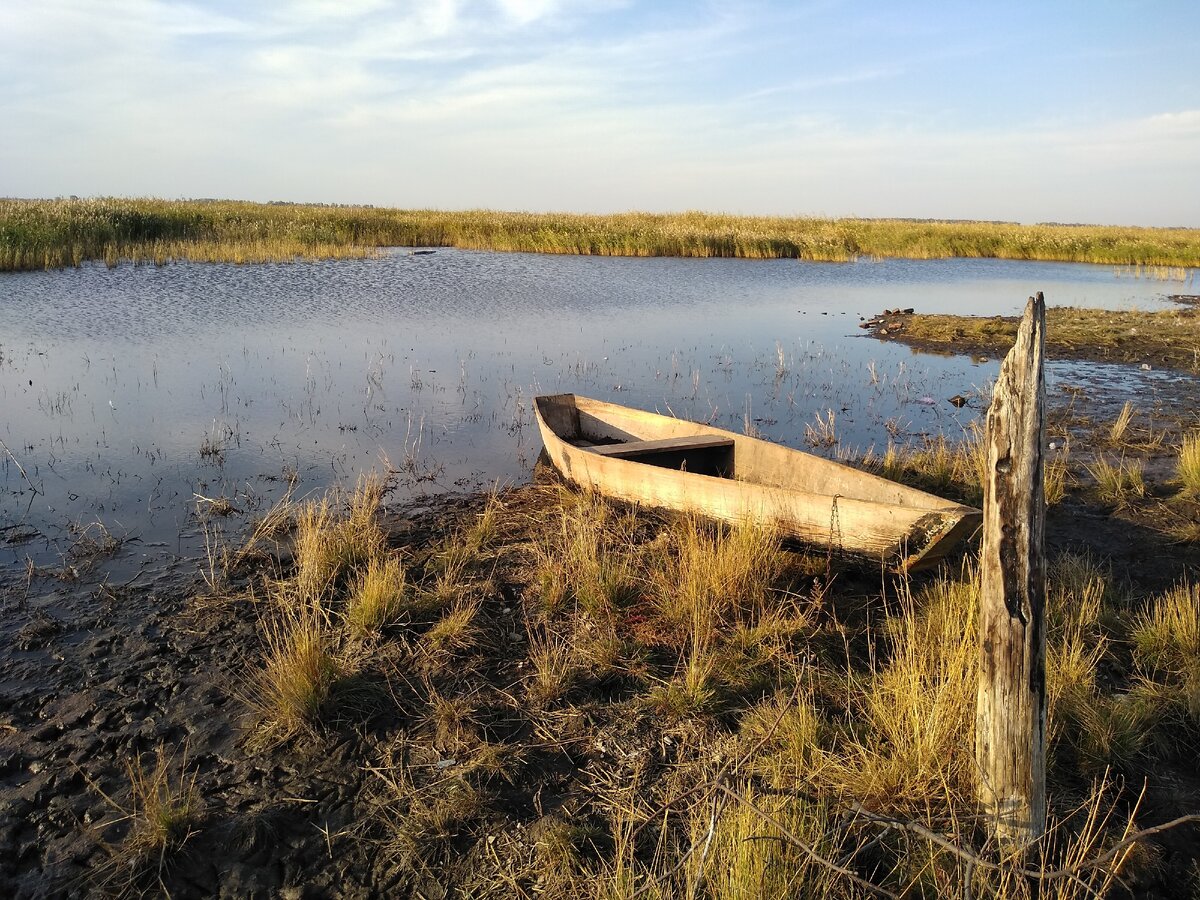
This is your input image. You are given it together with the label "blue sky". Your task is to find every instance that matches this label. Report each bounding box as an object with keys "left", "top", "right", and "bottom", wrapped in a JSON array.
[{"left": 2, "top": 0, "right": 1198, "bottom": 225}]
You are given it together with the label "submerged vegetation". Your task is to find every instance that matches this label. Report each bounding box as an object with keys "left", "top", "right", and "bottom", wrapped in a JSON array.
[{"left": 4, "top": 197, "right": 1200, "bottom": 271}]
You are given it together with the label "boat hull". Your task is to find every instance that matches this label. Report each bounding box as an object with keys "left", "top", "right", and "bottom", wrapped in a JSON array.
[{"left": 534, "top": 394, "right": 980, "bottom": 571}]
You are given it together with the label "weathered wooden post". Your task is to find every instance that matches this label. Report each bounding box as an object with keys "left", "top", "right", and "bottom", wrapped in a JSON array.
[{"left": 975, "top": 292, "right": 1047, "bottom": 848}]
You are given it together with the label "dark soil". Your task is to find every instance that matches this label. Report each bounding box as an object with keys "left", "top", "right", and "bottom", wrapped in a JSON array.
[
  {"left": 3, "top": 469, "right": 1200, "bottom": 897},
  {"left": 863, "top": 305, "right": 1200, "bottom": 375}
]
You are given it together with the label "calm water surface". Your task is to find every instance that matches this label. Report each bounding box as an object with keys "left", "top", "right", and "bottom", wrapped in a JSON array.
[{"left": 1, "top": 250, "right": 1194, "bottom": 576}]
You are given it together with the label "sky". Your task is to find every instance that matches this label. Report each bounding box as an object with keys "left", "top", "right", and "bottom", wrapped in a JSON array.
[{"left": 2, "top": 0, "right": 1198, "bottom": 226}]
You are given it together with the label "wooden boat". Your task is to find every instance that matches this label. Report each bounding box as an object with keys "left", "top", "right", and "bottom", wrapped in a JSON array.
[{"left": 534, "top": 393, "right": 981, "bottom": 571}]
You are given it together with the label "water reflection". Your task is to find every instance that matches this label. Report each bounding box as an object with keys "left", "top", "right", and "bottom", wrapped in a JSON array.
[{"left": 0, "top": 250, "right": 1190, "bottom": 576}]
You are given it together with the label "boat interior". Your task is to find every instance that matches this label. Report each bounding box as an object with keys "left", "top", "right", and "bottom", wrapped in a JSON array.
[{"left": 537, "top": 393, "right": 735, "bottom": 476}]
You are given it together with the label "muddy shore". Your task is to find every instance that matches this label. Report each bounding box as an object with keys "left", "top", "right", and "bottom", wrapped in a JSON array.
[
  {"left": 4, "top": 465, "right": 1200, "bottom": 897},
  {"left": 863, "top": 303, "right": 1200, "bottom": 375}
]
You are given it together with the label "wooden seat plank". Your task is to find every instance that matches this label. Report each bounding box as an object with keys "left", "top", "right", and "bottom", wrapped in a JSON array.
[{"left": 584, "top": 434, "right": 734, "bottom": 458}]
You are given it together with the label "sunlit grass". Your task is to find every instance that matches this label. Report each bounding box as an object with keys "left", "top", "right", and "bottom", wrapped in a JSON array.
[
  {"left": 346, "top": 554, "right": 406, "bottom": 638},
  {"left": 223, "top": 475, "right": 1188, "bottom": 896},
  {"left": 5, "top": 197, "right": 1200, "bottom": 271},
  {"left": 1085, "top": 455, "right": 1146, "bottom": 506},
  {"left": 1177, "top": 431, "right": 1200, "bottom": 496},
  {"left": 1132, "top": 581, "right": 1200, "bottom": 722}
]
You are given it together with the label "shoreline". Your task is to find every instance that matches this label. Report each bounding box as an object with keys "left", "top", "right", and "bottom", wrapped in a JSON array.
[
  {"left": 4, "top": 448, "right": 1200, "bottom": 896},
  {"left": 864, "top": 303, "right": 1200, "bottom": 375}
]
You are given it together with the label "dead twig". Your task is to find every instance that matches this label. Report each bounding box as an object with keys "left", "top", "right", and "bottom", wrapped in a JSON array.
[
  {"left": 0, "top": 437, "right": 41, "bottom": 495},
  {"left": 846, "top": 801, "right": 1200, "bottom": 882}
]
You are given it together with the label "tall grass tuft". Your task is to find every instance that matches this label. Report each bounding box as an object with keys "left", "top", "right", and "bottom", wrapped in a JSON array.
[
  {"left": 251, "top": 605, "right": 341, "bottom": 738},
  {"left": 651, "top": 516, "right": 782, "bottom": 643},
  {"left": 1107, "top": 401, "right": 1135, "bottom": 445},
  {"left": 1085, "top": 455, "right": 1145, "bottom": 506},
  {"left": 1132, "top": 582, "right": 1200, "bottom": 722},
  {"left": 121, "top": 745, "right": 203, "bottom": 856},
  {"left": 829, "top": 568, "right": 979, "bottom": 806},
  {"left": 533, "top": 491, "right": 639, "bottom": 617},
  {"left": 292, "top": 475, "right": 385, "bottom": 601},
  {"left": 346, "top": 554, "right": 406, "bottom": 638},
  {"left": 1178, "top": 431, "right": 1200, "bottom": 496}
]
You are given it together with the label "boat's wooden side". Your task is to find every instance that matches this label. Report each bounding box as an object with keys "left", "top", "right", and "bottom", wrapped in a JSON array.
[{"left": 535, "top": 394, "right": 980, "bottom": 571}]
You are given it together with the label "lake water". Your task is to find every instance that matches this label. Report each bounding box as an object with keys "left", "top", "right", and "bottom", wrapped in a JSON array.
[{"left": 1, "top": 250, "right": 1195, "bottom": 577}]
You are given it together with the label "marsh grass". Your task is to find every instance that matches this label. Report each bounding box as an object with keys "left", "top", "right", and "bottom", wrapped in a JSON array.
[
  {"left": 803, "top": 408, "right": 838, "bottom": 448},
  {"left": 250, "top": 605, "right": 342, "bottom": 738},
  {"left": 1132, "top": 582, "right": 1200, "bottom": 722},
  {"left": 225, "top": 477, "right": 1190, "bottom": 896},
  {"left": 423, "top": 597, "right": 482, "bottom": 660},
  {"left": 892, "top": 307, "right": 1200, "bottom": 373},
  {"left": 293, "top": 477, "right": 385, "bottom": 601},
  {"left": 1045, "top": 449, "right": 1071, "bottom": 506},
  {"left": 533, "top": 490, "right": 640, "bottom": 617},
  {"left": 246, "top": 475, "right": 391, "bottom": 737},
  {"left": 83, "top": 743, "right": 204, "bottom": 892},
  {"left": 1085, "top": 455, "right": 1146, "bottom": 506},
  {"left": 865, "top": 428, "right": 987, "bottom": 505},
  {"left": 120, "top": 746, "right": 203, "bottom": 855},
  {"left": 1107, "top": 401, "right": 1135, "bottom": 445},
  {"left": 346, "top": 554, "right": 406, "bottom": 638},
  {"left": 827, "top": 569, "right": 980, "bottom": 807},
  {"left": 1177, "top": 431, "right": 1200, "bottom": 496},
  {"left": 7, "top": 198, "right": 1200, "bottom": 272},
  {"left": 1041, "top": 553, "right": 1160, "bottom": 769}
]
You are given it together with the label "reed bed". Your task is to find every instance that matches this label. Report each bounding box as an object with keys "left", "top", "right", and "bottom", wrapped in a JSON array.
[{"left": 4, "top": 197, "right": 1200, "bottom": 271}]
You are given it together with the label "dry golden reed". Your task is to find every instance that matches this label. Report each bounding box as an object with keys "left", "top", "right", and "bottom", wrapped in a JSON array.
[{"left": 5, "top": 197, "right": 1200, "bottom": 271}]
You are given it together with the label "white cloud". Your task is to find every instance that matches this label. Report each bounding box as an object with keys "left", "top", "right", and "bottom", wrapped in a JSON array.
[{"left": 0, "top": 2, "right": 1197, "bottom": 225}]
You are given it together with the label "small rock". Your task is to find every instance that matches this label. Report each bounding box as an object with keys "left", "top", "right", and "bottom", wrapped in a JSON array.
[{"left": 949, "top": 395, "right": 969, "bottom": 408}]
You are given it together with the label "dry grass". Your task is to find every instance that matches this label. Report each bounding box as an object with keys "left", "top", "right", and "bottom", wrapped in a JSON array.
[
  {"left": 83, "top": 743, "right": 204, "bottom": 891},
  {"left": 864, "top": 428, "right": 986, "bottom": 505},
  {"left": 1085, "top": 455, "right": 1146, "bottom": 506},
  {"left": 346, "top": 554, "right": 406, "bottom": 638},
  {"left": 292, "top": 476, "right": 385, "bottom": 601},
  {"left": 118, "top": 745, "right": 202, "bottom": 856},
  {"left": 1107, "top": 401, "right": 1135, "bottom": 445},
  {"left": 533, "top": 491, "right": 640, "bottom": 617},
  {"left": 1178, "top": 431, "right": 1200, "bottom": 496},
  {"left": 1132, "top": 582, "right": 1200, "bottom": 722},
  {"left": 828, "top": 570, "right": 979, "bottom": 807},
  {"left": 1045, "top": 449, "right": 1071, "bottom": 506},
  {"left": 250, "top": 606, "right": 341, "bottom": 738},
  {"left": 7, "top": 198, "right": 1200, "bottom": 272},
  {"left": 221, "top": 477, "right": 1192, "bottom": 897}
]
